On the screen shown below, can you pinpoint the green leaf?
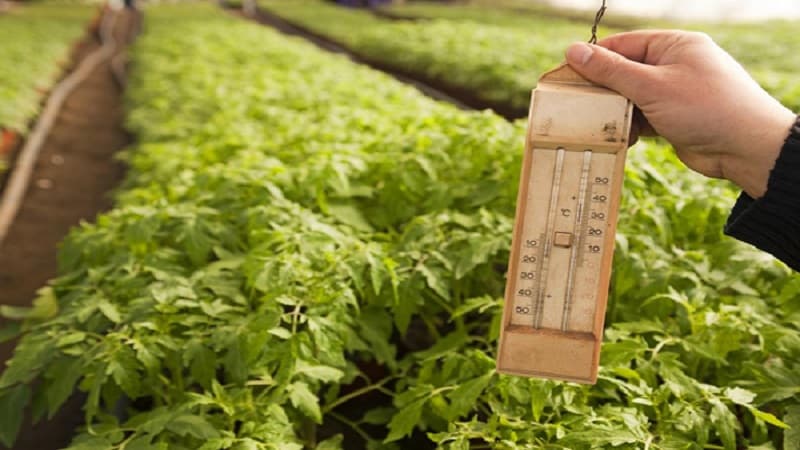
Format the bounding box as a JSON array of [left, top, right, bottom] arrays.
[[223, 337, 247, 384], [188, 343, 216, 390], [724, 387, 756, 406], [748, 407, 789, 429], [294, 361, 344, 383], [710, 399, 738, 450], [198, 437, 237, 450], [56, 332, 87, 347], [268, 327, 292, 339], [167, 414, 221, 439], [384, 398, 425, 443], [45, 357, 83, 419], [327, 203, 372, 231], [417, 264, 450, 300], [0, 287, 58, 321], [785, 405, 800, 450], [600, 339, 648, 367], [446, 371, 492, 419], [107, 345, 141, 397], [288, 381, 321, 423], [413, 329, 467, 361], [316, 434, 343, 450], [357, 308, 396, 367], [0, 322, 21, 344], [366, 249, 386, 295], [0, 385, 30, 447], [362, 407, 395, 425], [232, 439, 259, 450], [529, 380, 548, 422], [98, 300, 122, 324], [180, 218, 214, 266], [450, 296, 497, 319], [125, 435, 151, 450], [0, 335, 54, 388], [65, 435, 115, 450]]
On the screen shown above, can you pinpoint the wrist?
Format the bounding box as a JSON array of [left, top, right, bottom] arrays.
[[724, 108, 797, 198]]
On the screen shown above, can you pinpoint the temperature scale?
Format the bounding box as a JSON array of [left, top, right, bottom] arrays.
[[496, 64, 633, 384]]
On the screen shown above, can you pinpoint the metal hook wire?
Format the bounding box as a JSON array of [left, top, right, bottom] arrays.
[[589, 0, 607, 44]]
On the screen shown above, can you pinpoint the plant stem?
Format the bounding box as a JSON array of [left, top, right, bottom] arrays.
[[322, 375, 394, 413], [330, 411, 371, 442]]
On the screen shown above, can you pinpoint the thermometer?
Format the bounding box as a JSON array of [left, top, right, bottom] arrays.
[[496, 64, 633, 384]]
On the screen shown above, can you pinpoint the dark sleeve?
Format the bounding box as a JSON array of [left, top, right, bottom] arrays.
[[724, 116, 800, 271]]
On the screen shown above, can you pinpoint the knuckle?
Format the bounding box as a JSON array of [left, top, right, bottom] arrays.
[[687, 31, 714, 44]]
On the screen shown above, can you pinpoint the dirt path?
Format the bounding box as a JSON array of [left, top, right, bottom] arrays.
[[0, 9, 138, 450]]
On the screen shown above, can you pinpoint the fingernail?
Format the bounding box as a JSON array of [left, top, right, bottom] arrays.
[[566, 43, 594, 65]]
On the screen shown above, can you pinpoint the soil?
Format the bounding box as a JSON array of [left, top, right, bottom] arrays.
[[0, 9, 138, 450]]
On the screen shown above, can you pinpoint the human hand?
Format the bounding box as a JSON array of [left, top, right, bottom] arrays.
[[565, 30, 796, 198]]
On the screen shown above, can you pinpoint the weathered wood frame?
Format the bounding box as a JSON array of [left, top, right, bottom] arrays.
[[496, 64, 633, 384]]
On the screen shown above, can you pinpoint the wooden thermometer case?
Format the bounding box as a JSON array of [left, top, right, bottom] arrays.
[[496, 64, 633, 384]]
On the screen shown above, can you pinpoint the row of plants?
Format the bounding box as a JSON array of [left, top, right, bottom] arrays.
[[1, 3, 798, 449], [0, 1, 95, 174], [260, 0, 800, 115], [0, 2, 95, 133], [377, 1, 627, 31], [259, 0, 589, 116], [383, 0, 652, 29]]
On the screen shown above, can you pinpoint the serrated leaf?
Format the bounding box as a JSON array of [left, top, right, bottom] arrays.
[[107, 346, 141, 397], [56, 331, 87, 347], [199, 437, 237, 450], [327, 203, 372, 231], [128, 407, 173, 435], [125, 434, 164, 450], [180, 218, 214, 266], [417, 264, 450, 300], [362, 407, 395, 425], [384, 397, 425, 443], [189, 343, 216, 390], [724, 387, 756, 406], [0, 288, 58, 321], [0, 385, 30, 447], [288, 381, 321, 423], [785, 405, 800, 450], [0, 335, 54, 388], [65, 435, 115, 450], [167, 414, 221, 439], [529, 380, 548, 422], [316, 434, 343, 450], [710, 399, 738, 450], [45, 357, 82, 419], [268, 327, 292, 339], [98, 300, 122, 323], [358, 308, 396, 367], [294, 361, 343, 383], [446, 371, 492, 419], [232, 439, 259, 450]]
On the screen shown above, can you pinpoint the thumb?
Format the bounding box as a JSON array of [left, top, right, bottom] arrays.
[[565, 42, 654, 103]]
